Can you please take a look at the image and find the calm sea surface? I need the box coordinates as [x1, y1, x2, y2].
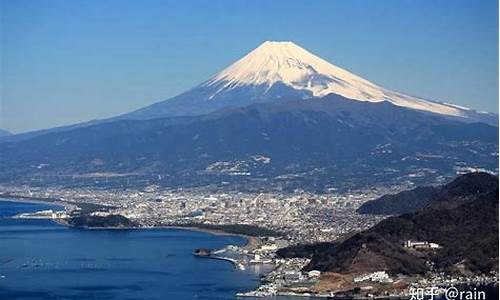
[1, 199, 497, 300]
[0, 199, 268, 300]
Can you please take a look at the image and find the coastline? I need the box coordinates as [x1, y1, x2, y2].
[0, 193, 113, 211]
[57, 223, 258, 248]
[0, 196, 257, 248]
[58, 223, 258, 247]
[2, 196, 499, 299]
[0, 200, 265, 300]
[0, 195, 65, 207]
[160, 226, 260, 248]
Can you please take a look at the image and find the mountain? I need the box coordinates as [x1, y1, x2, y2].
[118, 41, 496, 125]
[278, 172, 499, 275]
[357, 171, 499, 215]
[0, 120, 102, 144]
[1, 41, 496, 145]
[0, 96, 497, 190]
[0, 129, 11, 138]
[0, 41, 497, 190]
[356, 186, 439, 215]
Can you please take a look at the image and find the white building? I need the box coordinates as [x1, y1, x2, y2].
[404, 240, 441, 250]
[259, 244, 278, 251]
[354, 271, 391, 283]
[307, 270, 321, 278]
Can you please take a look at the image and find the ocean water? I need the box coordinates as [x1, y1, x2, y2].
[0, 199, 266, 300]
[2, 199, 497, 300]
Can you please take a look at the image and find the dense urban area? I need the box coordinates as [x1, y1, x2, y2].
[3, 183, 395, 243]
[2, 172, 498, 299]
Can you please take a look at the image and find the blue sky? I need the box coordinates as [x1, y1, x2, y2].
[1, 0, 498, 133]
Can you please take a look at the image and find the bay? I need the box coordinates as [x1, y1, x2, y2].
[0, 199, 266, 300]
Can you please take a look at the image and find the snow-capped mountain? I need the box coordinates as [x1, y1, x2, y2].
[120, 41, 495, 124]
[1, 41, 497, 189]
[1, 40, 496, 145]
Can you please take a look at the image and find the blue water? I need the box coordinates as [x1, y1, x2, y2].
[0, 199, 266, 300]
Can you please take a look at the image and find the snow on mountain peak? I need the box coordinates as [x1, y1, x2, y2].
[203, 41, 468, 118]
[205, 40, 380, 98]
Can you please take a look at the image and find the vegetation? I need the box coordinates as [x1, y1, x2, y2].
[358, 172, 499, 215]
[357, 186, 438, 215]
[277, 242, 337, 259]
[69, 214, 135, 228]
[279, 172, 499, 276]
[176, 223, 282, 237]
[0, 97, 497, 192]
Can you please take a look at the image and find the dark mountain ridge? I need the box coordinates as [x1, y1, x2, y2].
[278, 172, 499, 275]
[358, 171, 498, 215]
[357, 186, 439, 215]
[0, 97, 497, 191]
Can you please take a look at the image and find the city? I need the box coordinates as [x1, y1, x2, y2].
[1, 1, 498, 299]
[2, 178, 498, 298]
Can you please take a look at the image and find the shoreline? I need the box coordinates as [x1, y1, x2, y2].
[58, 223, 258, 248]
[0, 198, 270, 299]
[2, 196, 499, 299]
[1, 197, 257, 247]
[0, 195, 66, 207]
[160, 226, 260, 248]
[63, 223, 258, 247]
[0, 194, 114, 211]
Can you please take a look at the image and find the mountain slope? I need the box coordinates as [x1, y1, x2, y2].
[119, 41, 497, 125]
[279, 173, 499, 275]
[357, 171, 499, 215]
[357, 186, 439, 215]
[1, 41, 496, 145]
[0, 96, 497, 190]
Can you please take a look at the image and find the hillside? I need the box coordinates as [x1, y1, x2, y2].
[358, 171, 498, 215]
[279, 173, 499, 275]
[0, 97, 497, 192]
[357, 186, 438, 215]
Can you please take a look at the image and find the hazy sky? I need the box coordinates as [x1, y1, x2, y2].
[1, 0, 498, 133]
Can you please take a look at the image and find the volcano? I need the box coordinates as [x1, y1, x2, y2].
[0, 41, 497, 190]
[119, 41, 495, 125]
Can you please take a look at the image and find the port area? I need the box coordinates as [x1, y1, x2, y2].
[193, 242, 277, 271]
[193, 243, 326, 298]
[195, 243, 499, 299]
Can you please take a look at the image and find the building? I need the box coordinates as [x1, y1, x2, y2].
[284, 271, 303, 282]
[354, 271, 391, 283]
[257, 244, 278, 252]
[404, 240, 441, 250]
[307, 270, 321, 278]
